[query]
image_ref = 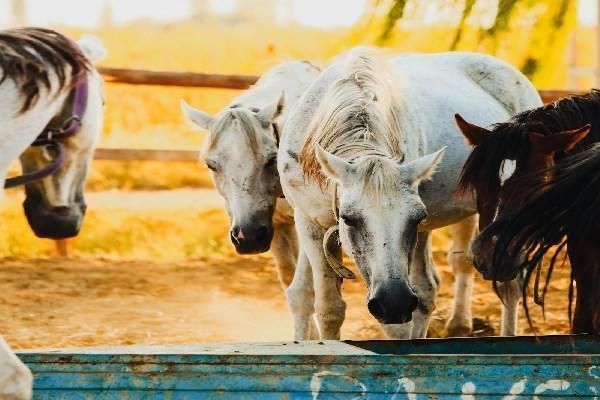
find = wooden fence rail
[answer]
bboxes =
[93,148,199,162]
[98,67,259,89]
[98,66,584,101]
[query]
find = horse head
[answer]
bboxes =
[315,145,446,324]
[20,34,106,239]
[182,94,285,254]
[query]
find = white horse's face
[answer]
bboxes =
[21,35,106,239]
[316,146,446,324]
[182,96,284,254]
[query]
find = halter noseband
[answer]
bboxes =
[4,77,88,189]
[322,183,356,280]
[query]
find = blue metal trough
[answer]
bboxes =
[19,335,600,399]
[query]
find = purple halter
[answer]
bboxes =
[4,77,89,189]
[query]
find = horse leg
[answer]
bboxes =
[0,336,33,399]
[497,275,523,336]
[285,249,319,340]
[409,231,440,338]
[273,223,319,340]
[270,223,298,288]
[569,236,597,334]
[293,210,345,340]
[445,215,477,337]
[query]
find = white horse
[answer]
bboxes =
[181,61,321,336]
[0,28,106,399]
[279,47,542,340]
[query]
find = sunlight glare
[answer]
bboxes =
[292,0,366,28]
[210,0,237,15]
[579,0,598,26]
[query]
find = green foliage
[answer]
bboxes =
[451,0,477,50]
[485,0,520,37]
[374,0,577,88]
[519,0,575,81]
[377,0,409,44]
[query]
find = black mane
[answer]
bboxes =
[457,90,600,197]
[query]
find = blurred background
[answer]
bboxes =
[0,0,591,346]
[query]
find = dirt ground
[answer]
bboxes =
[1,253,572,350]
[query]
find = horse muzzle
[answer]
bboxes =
[23,200,86,239]
[367,282,418,325]
[230,223,274,254]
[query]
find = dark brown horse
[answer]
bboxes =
[478,144,600,334]
[455,90,600,279]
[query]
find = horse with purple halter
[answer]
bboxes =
[0,27,106,398]
[480,143,600,334]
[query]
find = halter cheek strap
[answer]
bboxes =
[272,122,280,147]
[4,77,88,189]
[323,183,356,280]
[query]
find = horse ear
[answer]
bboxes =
[256,91,286,123]
[399,147,447,185]
[77,34,107,64]
[181,100,214,131]
[455,114,490,146]
[314,145,354,185]
[529,124,591,154]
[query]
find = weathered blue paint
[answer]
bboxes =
[18,335,600,399]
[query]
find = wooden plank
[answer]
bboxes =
[18,336,600,398]
[98,67,259,89]
[54,240,69,257]
[539,89,586,104]
[93,148,200,162]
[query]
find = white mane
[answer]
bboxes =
[300,46,406,194]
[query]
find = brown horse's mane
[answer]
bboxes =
[457,90,600,199]
[0,27,90,113]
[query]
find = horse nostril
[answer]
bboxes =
[51,206,71,216]
[367,298,385,319]
[255,225,269,241]
[230,226,244,245]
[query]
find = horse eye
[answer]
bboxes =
[205,161,218,171]
[341,214,361,227]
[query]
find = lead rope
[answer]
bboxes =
[322,183,356,280]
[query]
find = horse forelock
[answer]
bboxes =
[206,108,266,157]
[355,155,405,199]
[0,27,91,113]
[300,47,405,193]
